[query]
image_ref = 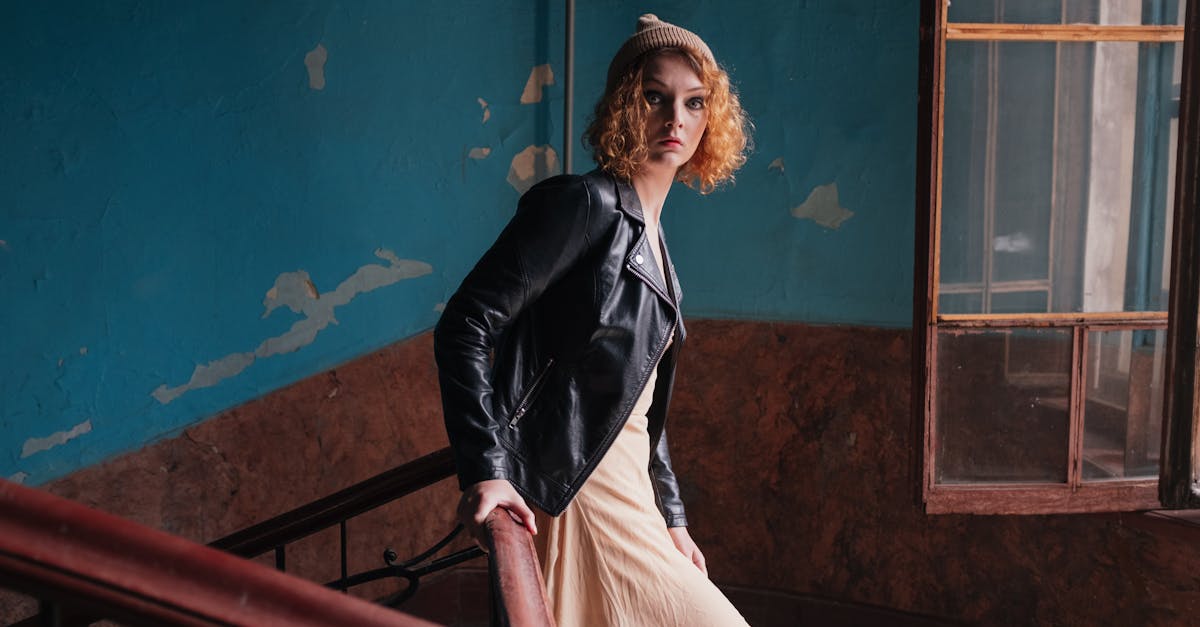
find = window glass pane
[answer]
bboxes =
[1082,329,1165,480]
[936,329,1072,483]
[940,291,984,314]
[991,290,1049,314]
[940,40,1179,314]
[948,0,1184,25]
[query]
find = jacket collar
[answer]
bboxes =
[610,172,646,225]
[601,171,684,311]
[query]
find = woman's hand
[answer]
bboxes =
[667,526,708,576]
[458,479,537,551]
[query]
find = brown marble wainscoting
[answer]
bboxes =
[19,331,470,619]
[7,320,1200,626]
[669,320,1200,627]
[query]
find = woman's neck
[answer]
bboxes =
[630,167,676,227]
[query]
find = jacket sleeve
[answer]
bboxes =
[434,176,593,490]
[650,427,688,527]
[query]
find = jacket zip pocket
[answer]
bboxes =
[509,358,555,429]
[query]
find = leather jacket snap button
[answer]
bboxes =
[635,254,644,264]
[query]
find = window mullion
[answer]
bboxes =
[1069,324,1087,490]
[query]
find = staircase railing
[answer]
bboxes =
[208,446,482,601]
[207,445,553,624]
[483,508,555,627]
[211,445,556,624]
[0,477,435,627]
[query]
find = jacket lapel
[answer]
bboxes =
[613,175,684,319]
[657,228,687,343]
[625,234,673,307]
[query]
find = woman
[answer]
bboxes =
[435,14,750,625]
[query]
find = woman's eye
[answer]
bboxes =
[687,97,706,110]
[644,91,663,105]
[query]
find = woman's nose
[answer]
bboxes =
[669,101,686,129]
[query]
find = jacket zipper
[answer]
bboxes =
[509,357,555,429]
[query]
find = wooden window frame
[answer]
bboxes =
[1161,0,1200,509]
[913,0,1192,514]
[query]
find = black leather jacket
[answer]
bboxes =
[434,168,689,527]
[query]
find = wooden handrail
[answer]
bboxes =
[484,508,555,627]
[0,479,438,627]
[210,446,456,557]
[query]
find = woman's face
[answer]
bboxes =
[640,52,709,172]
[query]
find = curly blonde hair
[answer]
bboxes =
[585,47,750,194]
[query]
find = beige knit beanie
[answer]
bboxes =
[605,14,715,94]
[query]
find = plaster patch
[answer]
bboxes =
[791,182,854,229]
[21,419,93,459]
[152,353,255,404]
[508,145,561,195]
[478,97,491,123]
[305,43,328,90]
[8,472,28,484]
[768,157,785,173]
[154,249,433,404]
[468,147,491,160]
[434,302,446,312]
[520,64,555,104]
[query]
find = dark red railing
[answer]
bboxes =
[484,508,555,627]
[8,446,555,625]
[0,478,436,627]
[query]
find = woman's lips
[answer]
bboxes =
[659,137,682,147]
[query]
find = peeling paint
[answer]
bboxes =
[153,353,255,405]
[434,302,446,312]
[478,97,491,123]
[0,239,9,251]
[79,346,87,356]
[268,275,319,302]
[304,43,328,90]
[507,145,560,195]
[468,147,491,160]
[791,182,854,229]
[21,419,93,459]
[7,472,28,484]
[153,249,432,404]
[520,64,554,104]
[768,157,785,173]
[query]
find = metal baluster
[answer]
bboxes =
[38,599,61,627]
[339,519,348,593]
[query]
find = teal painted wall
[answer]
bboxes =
[0,1,917,484]
[573,2,918,324]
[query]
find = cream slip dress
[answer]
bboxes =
[531,241,749,627]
